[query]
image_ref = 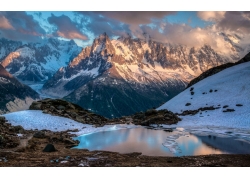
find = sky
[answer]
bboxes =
[0,3,250,55]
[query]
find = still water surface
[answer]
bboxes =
[73,127,250,156]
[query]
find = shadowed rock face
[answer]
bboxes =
[0,64,40,114]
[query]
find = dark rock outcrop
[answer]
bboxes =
[177,106,220,116]
[223,109,235,112]
[29,99,181,126]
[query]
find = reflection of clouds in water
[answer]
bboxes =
[177,135,200,151]
[74,127,233,156]
[193,145,224,156]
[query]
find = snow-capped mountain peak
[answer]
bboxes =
[42,33,249,118]
[0,38,81,82]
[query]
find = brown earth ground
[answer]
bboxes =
[1,119,250,167]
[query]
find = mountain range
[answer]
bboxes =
[0,32,248,118]
[0,38,81,82]
[41,33,243,118]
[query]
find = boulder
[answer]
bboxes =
[43,144,56,152]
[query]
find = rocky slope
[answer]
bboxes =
[0,38,81,82]
[0,64,40,114]
[42,33,240,118]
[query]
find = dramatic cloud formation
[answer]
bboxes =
[0,11,249,57]
[76,12,131,37]
[48,14,88,40]
[95,11,176,25]
[198,11,250,33]
[217,12,250,33]
[197,11,226,22]
[0,16,14,29]
[0,11,46,42]
[77,11,176,38]
[138,22,233,54]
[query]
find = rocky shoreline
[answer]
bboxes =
[1,115,250,167]
[1,99,250,167]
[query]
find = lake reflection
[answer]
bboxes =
[73,127,250,156]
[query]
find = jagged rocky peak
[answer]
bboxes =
[91,32,115,57]
[69,46,92,67]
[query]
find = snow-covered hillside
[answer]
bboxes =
[158,61,250,130]
[3,110,137,136]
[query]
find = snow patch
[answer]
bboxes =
[3,110,138,136]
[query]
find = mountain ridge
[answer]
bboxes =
[41,32,243,118]
[0,64,40,114]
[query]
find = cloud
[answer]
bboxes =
[217,12,250,33]
[47,14,88,40]
[76,11,175,38]
[95,11,176,25]
[76,12,131,37]
[198,11,250,33]
[197,11,226,22]
[138,22,234,54]
[0,11,46,42]
[0,16,14,29]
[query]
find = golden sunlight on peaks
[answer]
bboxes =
[1,52,20,68]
